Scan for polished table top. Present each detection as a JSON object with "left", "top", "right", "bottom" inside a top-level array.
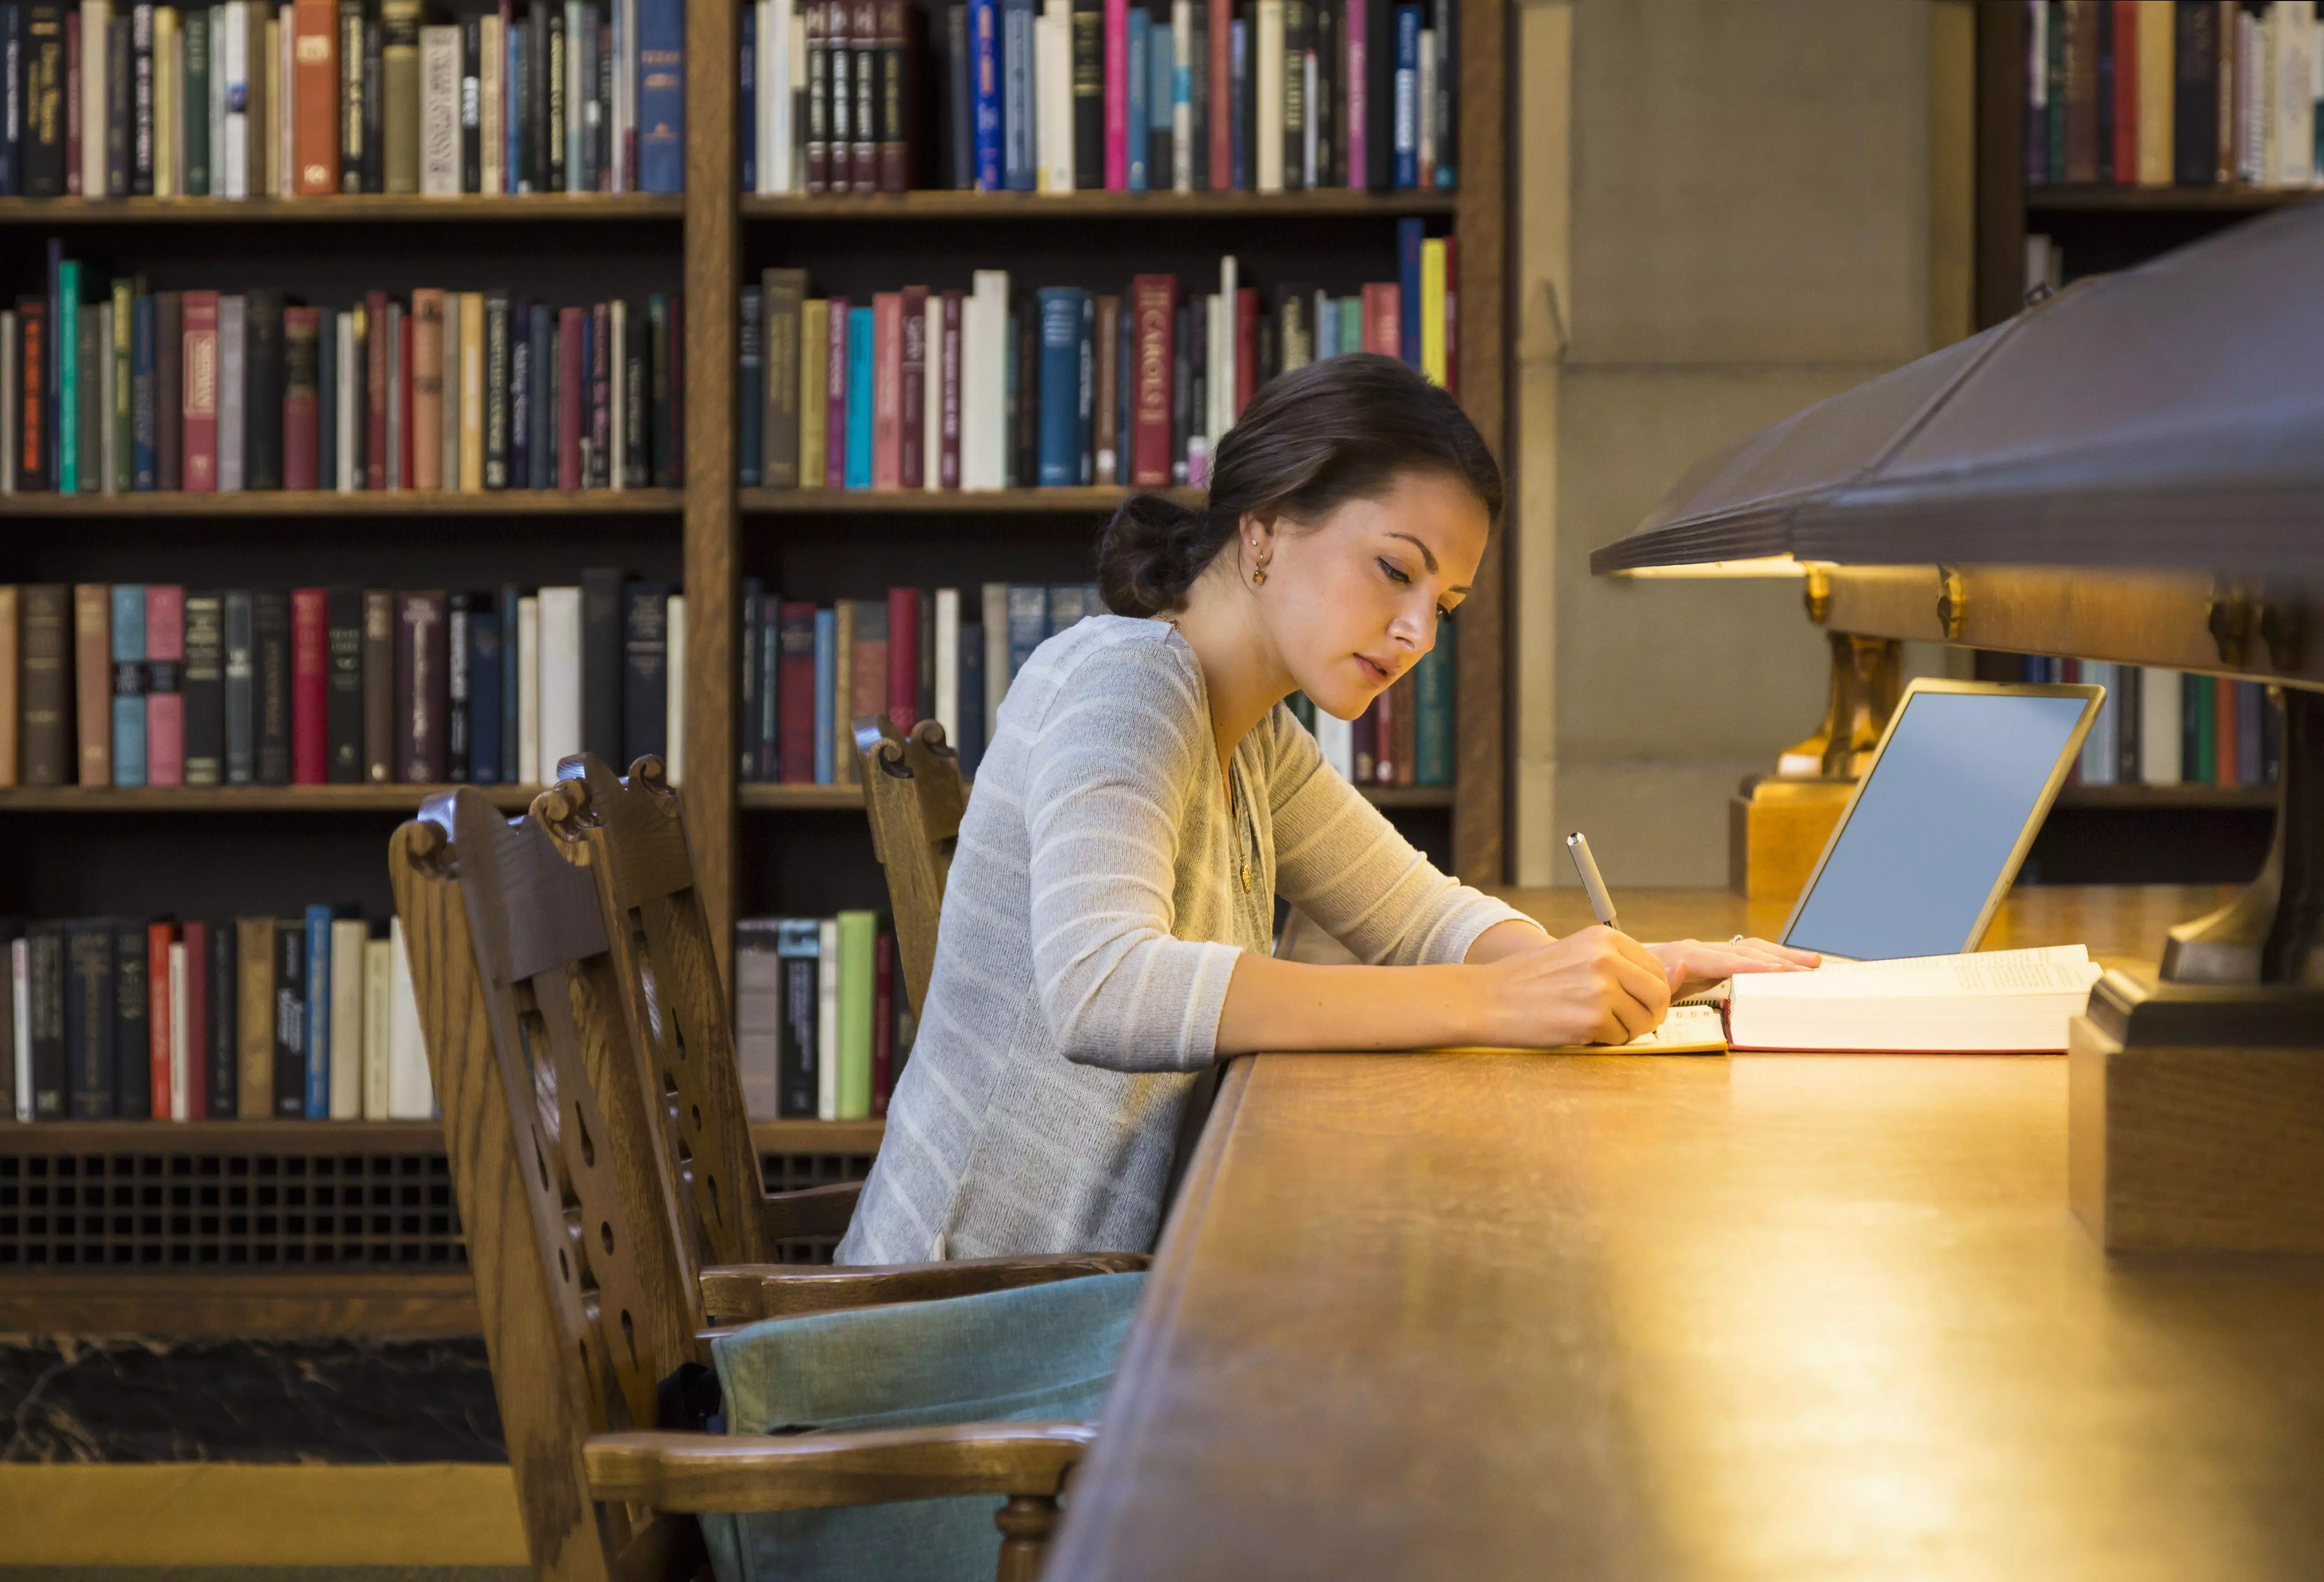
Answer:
[{"left": 1049, "top": 887, "right": 2324, "bottom": 1581}]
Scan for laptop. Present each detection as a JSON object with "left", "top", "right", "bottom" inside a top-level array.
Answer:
[{"left": 1777, "top": 678, "right": 2105, "bottom": 963}]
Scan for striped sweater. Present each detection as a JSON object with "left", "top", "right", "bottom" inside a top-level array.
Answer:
[{"left": 835, "top": 614, "right": 1527, "bottom": 1264}]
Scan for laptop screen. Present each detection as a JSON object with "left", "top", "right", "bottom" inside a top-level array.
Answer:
[{"left": 1782, "top": 690, "right": 2093, "bottom": 960}]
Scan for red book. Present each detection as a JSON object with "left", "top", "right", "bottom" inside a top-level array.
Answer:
[
  {"left": 1441, "top": 235, "right": 1458, "bottom": 396},
  {"left": 1234, "top": 287, "right": 1258, "bottom": 420},
  {"left": 1361, "top": 282, "right": 1399, "bottom": 354},
  {"left": 899, "top": 285, "right": 928, "bottom": 488},
  {"left": 365, "top": 291, "right": 389, "bottom": 491},
  {"left": 283, "top": 305, "right": 322, "bottom": 489},
  {"left": 1130, "top": 274, "right": 1176, "bottom": 486},
  {"left": 777, "top": 601, "right": 819, "bottom": 781},
  {"left": 2215, "top": 676, "right": 2240, "bottom": 789},
  {"left": 182, "top": 921, "right": 209, "bottom": 1120},
  {"left": 1105, "top": 0, "right": 1128, "bottom": 188},
  {"left": 148, "top": 922, "right": 174, "bottom": 1122},
  {"left": 1207, "top": 0, "right": 1231, "bottom": 189},
  {"left": 557, "top": 307, "right": 585, "bottom": 490},
  {"left": 64, "top": 10, "right": 79, "bottom": 195},
  {"left": 2111, "top": 0, "right": 2138, "bottom": 185},
  {"left": 938, "top": 290, "right": 963, "bottom": 489},
  {"left": 591, "top": 300, "right": 612, "bottom": 486},
  {"left": 886, "top": 586, "right": 919, "bottom": 734},
  {"left": 872, "top": 928, "right": 896, "bottom": 1116},
  {"left": 15, "top": 302, "right": 42, "bottom": 489},
  {"left": 398, "top": 310, "right": 416, "bottom": 489},
  {"left": 291, "top": 587, "right": 329, "bottom": 783},
  {"left": 872, "top": 292, "right": 903, "bottom": 488},
  {"left": 825, "top": 295, "right": 851, "bottom": 488},
  {"left": 292, "top": 0, "right": 340, "bottom": 193},
  {"left": 181, "top": 291, "right": 221, "bottom": 491},
  {"left": 145, "top": 585, "right": 186, "bottom": 786}
]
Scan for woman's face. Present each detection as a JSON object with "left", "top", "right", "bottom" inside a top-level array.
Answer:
[{"left": 1252, "top": 470, "right": 1490, "bottom": 721}]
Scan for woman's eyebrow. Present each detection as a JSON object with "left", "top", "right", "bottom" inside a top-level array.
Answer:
[{"left": 1387, "top": 532, "right": 1439, "bottom": 573}]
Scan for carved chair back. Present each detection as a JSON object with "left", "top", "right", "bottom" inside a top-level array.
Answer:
[{"left": 861, "top": 719, "right": 968, "bottom": 1021}]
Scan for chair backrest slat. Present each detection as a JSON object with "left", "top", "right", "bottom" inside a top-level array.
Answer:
[{"left": 863, "top": 720, "right": 966, "bottom": 1021}]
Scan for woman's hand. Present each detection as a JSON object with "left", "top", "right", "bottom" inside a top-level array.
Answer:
[
  {"left": 1473, "top": 925, "right": 1671, "bottom": 1047},
  {"left": 1647, "top": 937, "right": 1820, "bottom": 1000}
]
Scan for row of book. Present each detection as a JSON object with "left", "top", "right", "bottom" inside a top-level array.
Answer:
[
  {"left": 0, "top": 912, "right": 432, "bottom": 1123},
  {"left": 2025, "top": 1, "right": 2324, "bottom": 188},
  {"left": 734, "top": 911, "right": 913, "bottom": 1120},
  {"left": 736, "top": 225, "right": 1450, "bottom": 490},
  {"left": 1285, "top": 627, "right": 1449, "bottom": 786},
  {"left": 2014, "top": 658, "right": 2284, "bottom": 788},
  {"left": 738, "top": 0, "right": 1456, "bottom": 196},
  {"left": 0, "top": 259, "right": 685, "bottom": 495},
  {"left": 0, "top": 577, "right": 684, "bottom": 789},
  {"left": 0, "top": 0, "right": 684, "bottom": 199}
]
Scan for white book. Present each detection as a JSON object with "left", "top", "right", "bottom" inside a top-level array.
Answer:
[
  {"left": 609, "top": 299, "right": 627, "bottom": 488},
  {"left": 420, "top": 23, "right": 462, "bottom": 194},
  {"left": 616, "top": 0, "right": 637, "bottom": 190},
  {"left": 335, "top": 311, "right": 357, "bottom": 489},
  {"left": 732, "top": 923, "right": 785, "bottom": 1118},
  {"left": 816, "top": 918, "right": 839, "bottom": 1121},
  {"left": 221, "top": 0, "right": 246, "bottom": 198},
  {"left": 537, "top": 585, "right": 582, "bottom": 773},
  {"left": 664, "top": 593, "right": 686, "bottom": 785},
  {"left": 1, "top": 312, "right": 15, "bottom": 495},
  {"left": 1173, "top": 0, "right": 1193, "bottom": 191},
  {"left": 517, "top": 593, "right": 542, "bottom": 783},
  {"left": 83, "top": 0, "right": 111, "bottom": 196},
  {"left": 2276, "top": 2, "right": 2314, "bottom": 185},
  {"left": 1727, "top": 946, "right": 2102, "bottom": 1054},
  {"left": 329, "top": 918, "right": 367, "bottom": 1119},
  {"left": 1211, "top": 254, "right": 1236, "bottom": 438},
  {"left": 167, "top": 941, "right": 189, "bottom": 1120},
  {"left": 278, "top": 4, "right": 294, "bottom": 197},
  {"left": 1039, "top": 2, "right": 1072, "bottom": 192},
  {"left": 2140, "top": 667, "right": 2184, "bottom": 785},
  {"left": 962, "top": 270, "right": 1010, "bottom": 489},
  {"left": 934, "top": 587, "right": 960, "bottom": 746},
  {"left": 1316, "top": 708, "right": 1354, "bottom": 780},
  {"left": 97, "top": 302, "right": 116, "bottom": 493},
  {"left": 981, "top": 581, "right": 1009, "bottom": 731},
  {"left": 11, "top": 938, "right": 30, "bottom": 1121},
  {"left": 362, "top": 935, "right": 393, "bottom": 1118},
  {"left": 1416, "top": 27, "right": 1435, "bottom": 183},
  {"left": 566, "top": 0, "right": 585, "bottom": 185},
  {"left": 768, "top": 0, "right": 795, "bottom": 191},
  {"left": 480, "top": 15, "right": 504, "bottom": 193},
  {"left": 753, "top": 0, "right": 775, "bottom": 192},
  {"left": 1253, "top": 0, "right": 1282, "bottom": 191},
  {"left": 387, "top": 916, "right": 434, "bottom": 1118},
  {"left": 217, "top": 293, "right": 244, "bottom": 491},
  {"left": 789, "top": 9, "right": 807, "bottom": 189},
  {"left": 1302, "top": 45, "right": 1317, "bottom": 186},
  {"left": 923, "top": 293, "right": 943, "bottom": 487}
]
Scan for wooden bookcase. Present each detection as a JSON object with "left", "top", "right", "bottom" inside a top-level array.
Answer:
[
  {"left": 0, "top": 0, "right": 1511, "bottom": 1335},
  {"left": 1967, "top": 3, "right": 2285, "bottom": 885}
]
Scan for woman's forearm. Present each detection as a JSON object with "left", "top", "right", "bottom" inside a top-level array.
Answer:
[{"left": 1212, "top": 954, "right": 1496, "bottom": 1055}]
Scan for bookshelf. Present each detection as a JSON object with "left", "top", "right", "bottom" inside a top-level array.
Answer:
[{"left": 0, "top": 0, "right": 1512, "bottom": 1332}]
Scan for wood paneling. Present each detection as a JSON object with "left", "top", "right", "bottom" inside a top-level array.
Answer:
[{"left": 1453, "top": 0, "right": 1508, "bottom": 884}]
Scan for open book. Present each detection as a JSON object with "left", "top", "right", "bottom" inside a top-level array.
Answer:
[
  {"left": 1433, "top": 1004, "right": 1730, "bottom": 1057},
  {"left": 1726, "top": 945, "right": 2102, "bottom": 1053}
]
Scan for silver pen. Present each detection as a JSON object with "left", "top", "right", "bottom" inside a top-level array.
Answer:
[{"left": 1564, "top": 831, "right": 1620, "bottom": 935}]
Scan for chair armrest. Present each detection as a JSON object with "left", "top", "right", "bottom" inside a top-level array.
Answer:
[
  {"left": 760, "top": 1180, "right": 863, "bottom": 1244},
  {"left": 584, "top": 1422, "right": 1096, "bottom": 1513},
  {"left": 700, "top": 1251, "right": 1151, "bottom": 1321}
]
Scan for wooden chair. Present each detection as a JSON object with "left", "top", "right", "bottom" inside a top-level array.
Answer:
[
  {"left": 390, "top": 787, "right": 1098, "bottom": 1582},
  {"left": 858, "top": 719, "right": 967, "bottom": 1020},
  {"left": 531, "top": 752, "right": 1145, "bottom": 1321}
]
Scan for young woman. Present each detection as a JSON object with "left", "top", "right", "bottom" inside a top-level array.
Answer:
[{"left": 837, "top": 354, "right": 1813, "bottom": 1266}]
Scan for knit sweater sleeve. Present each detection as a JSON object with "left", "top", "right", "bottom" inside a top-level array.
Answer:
[
  {"left": 1262, "top": 705, "right": 1533, "bottom": 966},
  {"left": 1021, "top": 638, "right": 1245, "bottom": 1074}
]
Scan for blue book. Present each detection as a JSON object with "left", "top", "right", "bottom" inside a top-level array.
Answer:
[
  {"left": 1007, "top": 585, "right": 1048, "bottom": 680},
  {"left": 1001, "top": 0, "right": 1036, "bottom": 191},
  {"left": 470, "top": 608, "right": 503, "bottom": 785},
  {"left": 1397, "top": 216, "right": 1424, "bottom": 368},
  {"left": 58, "top": 257, "right": 78, "bottom": 492},
  {"left": 131, "top": 292, "right": 155, "bottom": 489},
  {"left": 1047, "top": 585, "right": 1090, "bottom": 640},
  {"left": 1077, "top": 293, "right": 1095, "bottom": 483},
  {"left": 845, "top": 306, "right": 875, "bottom": 488},
  {"left": 957, "top": 620, "right": 985, "bottom": 778},
  {"left": 316, "top": 306, "right": 337, "bottom": 489},
  {"left": 1152, "top": 21, "right": 1175, "bottom": 174},
  {"left": 1035, "top": 288, "right": 1083, "bottom": 487},
  {"left": 636, "top": 0, "right": 686, "bottom": 192},
  {"left": 1127, "top": 6, "right": 1148, "bottom": 191},
  {"left": 737, "top": 286, "right": 764, "bottom": 486},
  {"left": 1393, "top": 5, "right": 1419, "bottom": 189},
  {"left": 1317, "top": 290, "right": 1339, "bottom": 359},
  {"left": 738, "top": 4, "right": 756, "bottom": 191},
  {"left": 0, "top": 6, "right": 18, "bottom": 196},
  {"left": 506, "top": 26, "right": 524, "bottom": 188},
  {"left": 971, "top": 0, "right": 1002, "bottom": 189},
  {"left": 1228, "top": 19, "right": 1245, "bottom": 190},
  {"left": 303, "top": 904, "right": 342, "bottom": 1119},
  {"left": 813, "top": 607, "right": 836, "bottom": 783},
  {"left": 111, "top": 584, "right": 146, "bottom": 785}
]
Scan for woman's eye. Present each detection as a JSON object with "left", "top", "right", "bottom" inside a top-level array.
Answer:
[{"left": 1378, "top": 558, "right": 1411, "bottom": 586}]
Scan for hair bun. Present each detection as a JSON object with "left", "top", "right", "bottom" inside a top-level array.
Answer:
[{"left": 1097, "top": 495, "right": 1227, "bottom": 619}]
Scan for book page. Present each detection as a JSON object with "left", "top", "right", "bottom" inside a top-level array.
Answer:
[
  {"left": 1433, "top": 1005, "right": 1728, "bottom": 1056},
  {"left": 1818, "top": 944, "right": 2090, "bottom": 974},
  {"left": 1735, "top": 957, "right": 2101, "bottom": 1000}
]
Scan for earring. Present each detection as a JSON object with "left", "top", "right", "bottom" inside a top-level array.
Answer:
[{"left": 1252, "top": 565, "right": 1268, "bottom": 586}]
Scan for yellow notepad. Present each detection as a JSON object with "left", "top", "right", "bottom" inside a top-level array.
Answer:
[{"left": 1431, "top": 1004, "right": 1729, "bottom": 1057}]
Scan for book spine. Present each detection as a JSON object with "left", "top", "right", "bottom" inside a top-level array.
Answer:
[
  {"left": 969, "top": 0, "right": 996, "bottom": 186},
  {"left": 110, "top": 581, "right": 146, "bottom": 786},
  {"left": 870, "top": 926, "right": 893, "bottom": 1115},
  {"left": 848, "top": 0, "right": 873, "bottom": 188},
  {"left": 580, "top": 564, "right": 623, "bottom": 762},
  {"left": 144, "top": 583, "right": 183, "bottom": 785},
  {"left": 885, "top": 584, "right": 918, "bottom": 732},
  {"left": 289, "top": 585, "right": 326, "bottom": 782},
  {"left": 380, "top": 0, "right": 417, "bottom": 189},
  {"left": 871, "top": 289, "right": 902, "bottom": 487},
  {"left": 635, "top": 0, "right": 680, "bottom": 189},
  {"left": 1000, "top": 0, "right": 1030, "bottom": 187},
  {"left": 268, "top": 917, "right": 301, "bottom": 1116},
  {"left": 447, "top": 592, "right": 469, "bottom": 778},
  {"left": 621, "top": 581, "right": 669, "bottom": 765},
  {"left": 736, "top": 285, "right": 763, "bottom": 486},
  {"left": 73, "top": 581, "right": 109, "bottom": 784},
  {"left": 394, "top": 589, "right": 448, "bottom": 780},
  {"left": 64, "top": 920, "right": 112, "bottom": 1117},
  {"left": 898, "top": 282, "right": 926, "bottom": 488},
  {"left": 762, "top": 268, "right": 803, "bottom": 487},
  {"left": 845, "top": 304, "right": 873, "bottom": 485}
]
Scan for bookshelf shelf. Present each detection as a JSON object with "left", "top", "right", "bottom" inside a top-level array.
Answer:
[
  {"left": 2023, "top": 183, "right": 2319, "bottom": 214},
  {"left": 0, "top": 785, "right": 541, "bottom": 813},
  {"left": 737, "top": 783, "right": 1446, "bottom": 812},
  {"left": 0, "top": 1271, "right": 481, "bottom": 1339},
  {"left": 751, "top": 1118, "right": 885, "bottom": 1153},
  {"left": 1363, "top": 786, "right": 1458, "bottom": 809},
  {"left": 739, "top": 191, "right": 1458, "bottom": 221},
  {"left": 738, "top": 485, "right": 1195, "bottom": 515},
  {"left": 2051, "top": 784, "right": 2276, "bottom": 811},
  {"left": 0, "top": 194, "right": 687, "bottom": 226},
  {"left": 0, "top": 489, "right": 685, "bottom": 517}
]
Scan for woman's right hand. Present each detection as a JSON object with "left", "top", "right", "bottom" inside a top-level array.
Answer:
[{"left": 1473, "top": 925, "right": 1671, "bottom": 1047}]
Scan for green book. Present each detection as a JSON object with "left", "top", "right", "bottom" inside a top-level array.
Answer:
[
  {"left": 2185, "top": 672, "right": 2216, "bottom": 785},
  {"left": 1339, "top": 297, "right": 1361, "bottom": 360},
  {"left": 834, "top": 909, "right": 878, "bottom": 1121},
  {"left": 111, "top": 278, "right": 134, "bottom": 493},
  {"left": 183, "top": 9, "right": 210, "bottom": 196},
  {"left": 1414, "top": 615, "right": 1454, "bottom": 786},
  {"left": 58, "top": 260, "right": 79, "bottom": 494}
]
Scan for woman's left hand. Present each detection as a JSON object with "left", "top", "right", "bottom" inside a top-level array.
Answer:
[{"left": 1646, "top": 937, "right": 1820, "bottom": 1000}]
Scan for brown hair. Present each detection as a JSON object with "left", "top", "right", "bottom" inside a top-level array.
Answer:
[{"left": 1096, "top": 352, "right": 1502, "bottom": 618}]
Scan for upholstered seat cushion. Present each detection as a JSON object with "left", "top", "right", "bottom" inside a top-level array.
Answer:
[{"left": 700, "top": 1271, "right": 1146, "bottom": 1582}]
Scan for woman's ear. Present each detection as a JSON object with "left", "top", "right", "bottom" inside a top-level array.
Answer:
[{"left": 1240, "top": 509, "right": 1283, "bottom": 559}]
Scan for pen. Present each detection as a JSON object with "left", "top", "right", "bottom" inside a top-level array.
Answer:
[{"left": 1565, "top": 831, "right": 1620, "bottom": 935}]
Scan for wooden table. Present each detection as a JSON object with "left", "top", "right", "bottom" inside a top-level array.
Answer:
[{"left": 1050, "top": 887, "right": 2324, "bottom": 1581}]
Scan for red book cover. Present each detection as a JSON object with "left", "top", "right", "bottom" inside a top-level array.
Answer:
[
  {"left": 2215, "top": 676, "right": 2240, "bottom": 789},
  {"left": 1361, "top": 281, "right": 1399, "bottom": 354},
  {"left": 1207, "top": 0, "right": 1231, "bottom": 188},
  {"left": 145, "top": 585, "right": 186, "bottom": 785},
  {"left": 182, "top": 921, "right": 209, "bottom": 1120},
  {"left": 291, "top": 587, "right": 329, "bottom": 783},
  {"left": 899, "top": 285, "right": 928, "bottom": 488},
  {"left": 1234, "top": 287, "right": 1258, "bottom": 420},
  {"left": 871, "top": 928, "right": 895, "bottom": 1116},
  {"left": 1130, "top": 273, "right": 1177, "bottom": 486},
  {"left": 1104, "top": 0, "right": 1128, "bottom": 188},
  {"left": 872, "top": 291, "right": 903, "bottom": 488},
  {"left": 591, "top": 300, "right": 612, "bottom": 486},
  {"left": 777, "top": 601, "right": 819, "bottom": 781},
  {"left": 2111, "top": 0, "right": 2137, "bottom": 183},
  {"left": 149, "top": 922, "right": 174, "bottom": 1121},
  {"left": 938, "top": 290, "right": 963, "bottom": 489},
  {"left": 292, "top": 0, "right": 340, "bottom": 193},
  {"left": 825, "top": 295, "right": 851, "bottom": 488},
  {"left": 65, "top": 10, "right": 79, "bottom": 195},
  {"left": 16, "top": 302, "right": 42, "bottom": 489},
  {"left": 886, "top": 586, "right": 919, "bottom": 733},
  {"left": 557, "top": 307, "right": 585, "bottom": 491},
  {"left": 365, "top": 291, "right": 389, "bottom": 491},
  {"left": 181, "top": 291, "right": 221, "bottom": 491},
  {"left": 283, "top": 305, "right": 322, "bottom": 489},
  {"left": 398, "top": 310, "right": 416, "bottom": 489}
]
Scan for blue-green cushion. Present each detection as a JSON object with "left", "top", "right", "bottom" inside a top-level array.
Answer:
[{"left": 700, "top": 1271, "right": 1145, "bottom": 1582}]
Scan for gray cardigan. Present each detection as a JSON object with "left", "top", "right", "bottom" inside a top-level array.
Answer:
[{"left": 835, "top": 615, "right": 1528, "bottom": 1264}]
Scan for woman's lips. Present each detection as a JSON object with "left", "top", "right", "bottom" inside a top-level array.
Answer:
[{"left": 1356, "top": 655, "right": 1392, "bottom": 684}]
